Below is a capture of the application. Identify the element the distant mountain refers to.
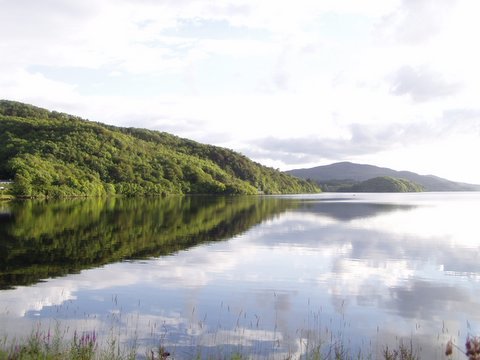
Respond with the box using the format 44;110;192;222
286;162;480;192
0;100;320;197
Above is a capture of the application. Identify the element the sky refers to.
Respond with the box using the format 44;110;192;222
1;0;480;183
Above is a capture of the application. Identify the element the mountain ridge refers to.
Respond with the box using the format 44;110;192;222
286;161;480;192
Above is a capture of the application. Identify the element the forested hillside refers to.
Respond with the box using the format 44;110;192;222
0;100;319;197
347;176;423;192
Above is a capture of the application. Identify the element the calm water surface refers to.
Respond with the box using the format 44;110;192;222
1;193;479;358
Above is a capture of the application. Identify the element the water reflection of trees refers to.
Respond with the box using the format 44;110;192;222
0;196;426;289
0;196;292;289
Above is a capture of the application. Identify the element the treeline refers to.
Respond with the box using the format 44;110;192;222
0;100;320;197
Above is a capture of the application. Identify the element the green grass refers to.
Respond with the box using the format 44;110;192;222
0;326;422;360
0;328;138;360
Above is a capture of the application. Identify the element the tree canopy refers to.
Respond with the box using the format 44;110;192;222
0;100;320;197
348;176;424;192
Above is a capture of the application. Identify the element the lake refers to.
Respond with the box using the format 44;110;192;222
1;193;479;359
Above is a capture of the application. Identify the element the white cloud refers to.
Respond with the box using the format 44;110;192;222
376;0;456;45
389;65;462;102
1;0;480;182
0;68;80;107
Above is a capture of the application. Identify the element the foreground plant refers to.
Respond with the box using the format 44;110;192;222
0;328;130;360
0;323;423;360
70;330;97;360
446;336;480;360
383;341;419;360
146;345;170;360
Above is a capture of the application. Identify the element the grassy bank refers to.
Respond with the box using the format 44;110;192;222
2;322;477;359
0;325;423;360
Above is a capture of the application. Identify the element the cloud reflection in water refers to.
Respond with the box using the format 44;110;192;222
1;193;480;358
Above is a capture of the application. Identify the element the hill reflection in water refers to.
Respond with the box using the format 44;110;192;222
1;193;480;359
0;196;294;289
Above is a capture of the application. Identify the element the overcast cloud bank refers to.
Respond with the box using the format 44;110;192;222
1;0;479;182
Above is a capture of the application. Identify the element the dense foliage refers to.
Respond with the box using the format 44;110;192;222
346;176;424;192
0;196;295;289
0;100;319;197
